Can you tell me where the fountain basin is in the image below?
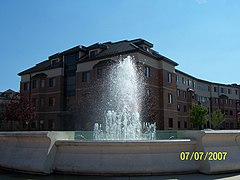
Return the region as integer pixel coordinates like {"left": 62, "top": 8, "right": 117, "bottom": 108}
{"left": 1, "top": 131, "right": 240, "bottom": 175}
{"left": 0, "top": 131, "right": 74, "bottom": 174}
{"left": 54, "top": 139, "right": 197, "bottom": 175}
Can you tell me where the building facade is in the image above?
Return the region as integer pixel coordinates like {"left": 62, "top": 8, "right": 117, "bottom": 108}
{"left": 18, "top": 39, "right": 240, "bottom": 131}
{"left": 176, "top": 70, "right": 240, "bottom": 130}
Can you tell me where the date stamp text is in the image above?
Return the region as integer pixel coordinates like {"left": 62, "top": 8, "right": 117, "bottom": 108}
{"left": 179, "top": 151, "right": 228, "bottom": 161}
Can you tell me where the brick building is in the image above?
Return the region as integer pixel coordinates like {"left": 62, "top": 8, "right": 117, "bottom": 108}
{"left": 18, "top": 38, "right": 240, "bottom": 131}
{"left": 176, "top": 70, "right": 240, "bottom": 130}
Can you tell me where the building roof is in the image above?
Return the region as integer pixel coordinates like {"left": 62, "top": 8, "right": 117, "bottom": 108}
{"left": 18, "top": 60, "right": 63, "bottom": 76}
{"left": 176, "top": 69, "right": 240, "bottom": 87}
{"left": 18, "top": 38, "right": 178, "bottom": 76}
{"left": 32, "top": 73, "right": 48, "bottom": 79}
{"left": 79, "top": 39, "right": 178, "bottom": 66}
{"left": 92, "top": 59, "right": 116, "bottom": 69}
{"left": 0, "top": 89, "right": 19, "bottom": 99}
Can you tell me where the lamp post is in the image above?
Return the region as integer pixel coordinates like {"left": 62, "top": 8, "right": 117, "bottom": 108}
{"left": 40, "top": 120, "right": 44, "bottom": 130}
{"left": 25, "top": 121, "right": 30, "bottom": 131}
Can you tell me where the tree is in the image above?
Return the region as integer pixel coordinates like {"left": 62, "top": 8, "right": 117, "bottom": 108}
{"left": 0, "top": 111, "right": 4, "bottom": 129}
{"left": 189, "top": 104, "right": 208, "bottom": 130}
{"left": 5, "top": 94, "right": 36, "bottom": 130}
{"left": 211, "top": 109, "right": 225, "bottom": 129}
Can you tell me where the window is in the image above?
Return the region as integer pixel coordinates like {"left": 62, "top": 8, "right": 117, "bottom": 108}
{"left": 97, "top": 68, "right": 104, "bottom": 79}
{"left": 66, "top": 85, "right": 75, "bottom": 96}
{"left": 177, "top": 104, "right": 180, "bottom": 111}
{"left": 33, "top": 98, "right": 38, "bottom": 107}
{"left": 193, "top": 81, "right": 196, "bottom": 89}
{"left": 225, "top": 99, "right": 228, "bottom": 104}
{"left": 230, "top": 110, "right": 233, "bottom": 116}
{"left": 168, "top": 73, "right": 172, "bottom": 83}
{"left": 215, "top": 98, "right": 219, "bottom": 104}
{"left": 221, "top": 109, "right": 224, "bottom": 114}
{"left": 51, "top": 59, "right": 58, "bottom": 66}
{"left": 188, "top": 80, "right": 192, "bottom": 87}
{"left": 225, "top": 110, "right": 228, "bottom": 115}
{"left": 168, "top": 118, "right": 173, "bottom": 128}
{"left": 89, "top": 50, "right": 98, "bottom": 58}
{"left": 32, "top": 80, "right": 38, "bottom": 89}
{"left": 48, "top": 119, "right": 55, "bottom": 130}
{"left": 182, "top": 77, "right": 186, "bottom": 84}
{"left": 144, "top": 66, "right": 150, "bottom": 77}
{"left": 198, "top": 96, "right": 208, "bottom": 103}
{"left": 236, "top": 90, "right": 238, "bottom": 95}
{"left": 184, "top": 122, "right": 187, "bottom": 128}
{"left": 49, "top": 97, "right": 55, "bottom": 107}
{"left": 168, "top": 93, "right": 173, "bottom": 104}
{"left": 40, "top": 98, "right": 45, "bottom": 108}
{"left": 230, "top": 123, "right": 233, "bottom": 129}
{"left": 143, "top": 45, "right": 150, "bottom": 52}
{"left": 82, "top": 71, "right": 90, "bottom": 82}
{"left": 198, "top": 84, "right": 209, "bottom": 92}
{"left": 184, "top": 105, "right": 187, "bottom": 112}
{"left": 176, "top": 75, "right": 179, "bottom": 82}
{"left": 183, "top": 91, "right": 186, "bottom": 98}
{"left": 178, "top": 121, "right": 181, "bottom": 128}
{"left": 221, "top": 88, "right": 224, "bottom": 93}
{"left": 40, "top": 79, "right": 45, "bottom": 88}
{"left": 229, "top": 99, "right": 232, "bottom": 105}
{"left": 228, "top": 89, "right": 232, "bottom": 94}
{"left": 49, "top": 78, "right": 56, "bottom": 87}
{"left": 177, "top": 89, "right": 180, "bottom": 97}
{"left": 64, "top": 53, "right": 77, "bottom": 97}
{"left": 214, "top": 87, "right": 217, "bottom": 92}
{"left": 66, "top": 76, "right": 76, "bottom": 84}
{"left": 23, "top": 82, "right": 29, "bottom": 91}
{"left": 65, "top": 76, "right": 76, "bottom": 96}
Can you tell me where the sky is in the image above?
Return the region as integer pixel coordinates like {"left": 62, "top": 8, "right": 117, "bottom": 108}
{"left": 1, "top": 0, "right": 240, "bottom": 92}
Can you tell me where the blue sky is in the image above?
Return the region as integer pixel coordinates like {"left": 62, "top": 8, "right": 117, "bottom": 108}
{"left": 1, "top": 0, "right": 240, "bottom": 92}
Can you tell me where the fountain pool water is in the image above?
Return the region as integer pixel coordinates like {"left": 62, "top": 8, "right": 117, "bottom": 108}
{"left": 93, "top": 56, "right": 156, "bottom": 140}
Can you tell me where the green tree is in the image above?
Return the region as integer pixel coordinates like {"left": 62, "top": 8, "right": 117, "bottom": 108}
{"left": 189, "top": 104, "right": 208, "bottom": 130}
{"left": 211, "top": 109, "right": 225, "bottom": 129}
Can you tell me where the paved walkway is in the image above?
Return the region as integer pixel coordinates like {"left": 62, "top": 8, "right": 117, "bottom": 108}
{"left": 129, "top": 173, "right": 240, "bottom": 180}
{"left": 1, "top": 170, "right": 240, "bottom": 180}
{"left": 66, "top": 173, "right": 240, "bottom": 180}
{"left": 83, "top": 173, "right": 240, "bottom": 180}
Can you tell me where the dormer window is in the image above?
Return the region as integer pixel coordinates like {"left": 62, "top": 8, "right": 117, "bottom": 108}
{"left": 51, "top": 59, "right": 59, "bottom": 66}
{"left": 143, "top": 45, "right": 150, "bottom": 52}
{"left": 89, "top": 50, "right": 98, "bottom": 58}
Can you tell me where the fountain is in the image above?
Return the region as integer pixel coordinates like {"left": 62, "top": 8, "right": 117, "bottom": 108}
{"left": 93, "top": 56, "right": 156, "bottom": 140}
{"left": 0, "top": 56, "right": 240, "bottom": 175}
